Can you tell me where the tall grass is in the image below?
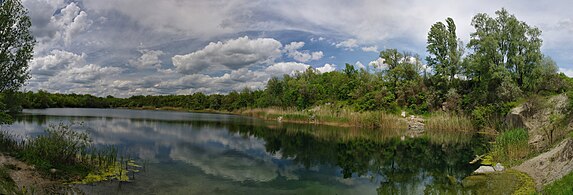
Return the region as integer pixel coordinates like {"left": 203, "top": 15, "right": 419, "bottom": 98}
{"left": 241, "top": 107, "right": 406, "bottom": 130}
{"left": 492, "top": 128, "right": 530, "bottom": 165}
{"left": 425, "top": 112, "right": 474, "bottom": 132}
{"left": 0, "top": 124, "right": 135, "bottom": 183}
{"left": 349, "top": 111, "right": 407, "bottom": 130}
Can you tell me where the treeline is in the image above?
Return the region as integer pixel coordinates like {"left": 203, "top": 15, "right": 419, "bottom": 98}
{"left": 2, "top": 8, "right": 573, "bottom": 122}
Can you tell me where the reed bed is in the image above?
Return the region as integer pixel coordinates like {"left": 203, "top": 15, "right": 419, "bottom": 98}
{"left": 492, "top": 128, "right": 530, "bottom": 165}
{"left": 0, "top": 124, "right": 138, "bottom": 183}
{"left": 241, "top": 106, "right": 407, "bottom": 130}
{"left": 425, "top": 112, "right": 474, "bottom": 132}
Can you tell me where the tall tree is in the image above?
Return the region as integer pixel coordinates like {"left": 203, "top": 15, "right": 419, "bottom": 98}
{"left": 465, "top": 8, "right": 543, "bottom": 103}
{"left": 0, "top": 0, "right": 35, "bottom": 93}
{"left": 467, "top": 8, "right": 542, "bottom": 91}
{"left": 426, "top": 17, "right": 462, "bottom": 91}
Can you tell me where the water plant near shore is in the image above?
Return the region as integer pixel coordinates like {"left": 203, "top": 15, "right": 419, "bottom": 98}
{"left": 241, "top": 106, "right": 407, "bottom": 130}
{"left": 425, "top": 112, "right": 474, "bottom": 132}
{"left": 0, "top": 124, "right": 136, "bottom": 184}
{"left": 492, "top": 128, "right": 530, "bottom": 166}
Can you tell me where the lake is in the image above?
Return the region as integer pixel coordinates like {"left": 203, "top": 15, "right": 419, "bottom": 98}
{"left": 2, "top": 108, "right": 487, "bottom": 194}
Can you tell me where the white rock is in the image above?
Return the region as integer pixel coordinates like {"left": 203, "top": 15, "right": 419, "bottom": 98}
{"left": 494, "top": 163, "right": 505, "bottom": 171}
{"left": 473, "top": 166, "right": 496, "bottom": 174}
{"left": 401, "top": 111, "right": 406, "bottom": 118}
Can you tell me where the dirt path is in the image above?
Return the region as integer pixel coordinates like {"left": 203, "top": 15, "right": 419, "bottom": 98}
{"left": 514, "top": 138, "right": 573, "bottom": 190}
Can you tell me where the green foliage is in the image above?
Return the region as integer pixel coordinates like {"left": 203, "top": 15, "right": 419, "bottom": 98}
{"left": 543, "top": 171, "right": 573, "bottom": 194}
{"left": 19, "top": 124, "right": 91, "bottom": 172}
{"left": 426, "top": 17, "right": 463, "bottom": 95}
{"left": 0, "top": 0, "right": 35, "bottom": 93}
{"left": 470, "top": 102, "right": 517, "bottom": 130}
{"left": 0, "top": 124, "right": 132, "bottom": 183}
{"left": 492, "top": 128, "right": 530, "bottom": 165}
{"left": 465, "top": 8, "right": 545, "bottom": 105}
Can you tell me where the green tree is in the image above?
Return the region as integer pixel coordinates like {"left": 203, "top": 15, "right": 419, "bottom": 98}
{"left": 426, "top": 17, "right": 463, "bottom": 92}
{"left": 464, "top": 8, "right": 544, "bottom": 105}
{"left": 0, "top": 0, "right": 35, "bottom": 93}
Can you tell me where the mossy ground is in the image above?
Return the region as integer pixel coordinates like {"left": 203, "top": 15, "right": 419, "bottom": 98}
{"left": 461, "top": 169, "right": 535, "bottom": 195}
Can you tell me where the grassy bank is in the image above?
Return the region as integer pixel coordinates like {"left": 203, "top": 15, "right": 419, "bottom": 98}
{"left": 491, "top": 128, "right": 531, "bottom": 166}
{"left": 0, "top": 124, "right": 139, "bottom": 193}
{"left": 239, "top": 106, "right": 408, "bottom": 129}
{"left": 544, "top": 171, "right": 573, "bottom": 194}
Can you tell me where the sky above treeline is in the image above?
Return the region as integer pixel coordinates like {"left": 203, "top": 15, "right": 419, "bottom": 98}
{"left": 22, "top": 0, "right": 573, "bottom": 97}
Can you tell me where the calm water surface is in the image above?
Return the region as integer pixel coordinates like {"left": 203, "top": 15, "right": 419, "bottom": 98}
{"left": 1, "top": 108, "right": 486, "bottom": 194}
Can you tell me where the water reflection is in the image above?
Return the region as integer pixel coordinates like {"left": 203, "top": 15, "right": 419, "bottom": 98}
{"left": 4, "top": 108, "right": 487, "bottom": 194}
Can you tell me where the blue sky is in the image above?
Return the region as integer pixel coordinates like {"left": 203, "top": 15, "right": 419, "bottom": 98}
{"left": 21, "top": 0, "right": 573, "bottom": 97}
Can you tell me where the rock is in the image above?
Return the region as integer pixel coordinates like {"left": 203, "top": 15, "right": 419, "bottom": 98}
{"left": 401, "top": 111, "right": 406, "bottom": 118}
{"left": 473, "top": 166, "right": 496, "bottom": 174}
{"left": 494, "top": 163, "right": 505, "bottom": 172}
{"left": 515, "top": 138, "right": 573, "bottom": 189}
{"left": 49, "top": 168, "right": 57, "bottom": 173}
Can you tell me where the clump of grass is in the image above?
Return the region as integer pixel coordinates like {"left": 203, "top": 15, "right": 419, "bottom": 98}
{"left": 544, "top": 171, "right": 573, "bottom": 194}
{"left": 425, "top": 112, "right": 474, "bottom": 132}
{"left": 0, "top": 124, "right": 136, "bottom": 184}
{"left": 492, "top": 128, "right": 530, "bottom": 165}
{"left": 350, "top": 111, "right": 407, "bottom": 130}
{"left": 19, "top": 124, "right": 91, "bottom": 172}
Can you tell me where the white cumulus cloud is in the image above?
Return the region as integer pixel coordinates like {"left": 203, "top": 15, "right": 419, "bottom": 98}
{"left": 335, "top": 39, "right": 358, "bottom": 51}
{"left": 316, "top": 64, "right": 336, "bottom": 73}
{"left": 284, "top": 42, "right": 324, "bottom": 62}
{"left": 266, "top": 62, "right": 310, "bottom": 76}
{"left": 172, "top": 36, "right": 282, "bottom": 74}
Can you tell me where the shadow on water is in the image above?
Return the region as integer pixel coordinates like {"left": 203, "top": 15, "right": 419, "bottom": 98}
{"left": 5, "top": 108, "right": 489, "bottom": 194}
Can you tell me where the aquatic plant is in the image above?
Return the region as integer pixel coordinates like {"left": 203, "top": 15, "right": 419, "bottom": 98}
{"left": 241, "top": 107, "right": 406, "bottom": 130}
{"left": 0, "top": 124, "right": 136, "bottom": 184}
{"left": 425, "top": 112, "right": 474, "bottom": 132}
{"left": 492, "top": 128, "right": 530, "bottom": 165}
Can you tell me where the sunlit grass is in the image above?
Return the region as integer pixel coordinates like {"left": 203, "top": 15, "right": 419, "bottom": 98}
{"left": 544, "top": 171, "right": 573, "bottom": 194}
{"left": 425, "top": 112, "right": 474, "bottom": 132}
{"left": 240, "top": 107, "right": 407, "bottom": 130}
{"left": 492, "top": 128, "right": 530, "bottom": 166}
